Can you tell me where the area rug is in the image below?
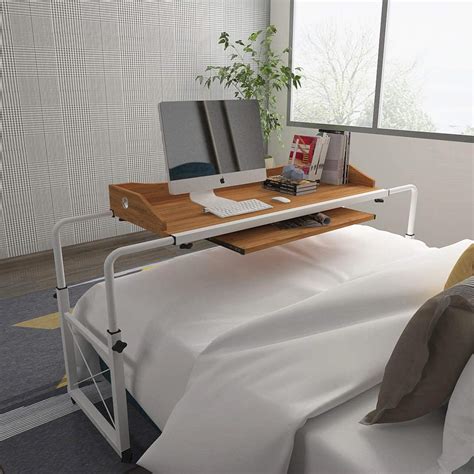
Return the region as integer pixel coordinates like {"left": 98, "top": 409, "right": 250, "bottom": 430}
{"left": 0, "top": 260, "right": 164, "bottom": 413}
{"left": 0, "top": 269, "right": 161, "bottom": 472}
{"left": 0, "top": 283, "right": 96, "bottom": 413}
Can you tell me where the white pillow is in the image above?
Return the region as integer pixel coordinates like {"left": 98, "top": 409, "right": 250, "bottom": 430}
{"left": 438, "top": 356, "right": 474, "bottom": 474}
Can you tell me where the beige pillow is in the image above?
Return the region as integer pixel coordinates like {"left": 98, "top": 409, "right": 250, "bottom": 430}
{"left": 362, "top": 277, "right": 474, "bottom": 425}
{"left": 445, "top": 244, "right": 474, "bottom": 289}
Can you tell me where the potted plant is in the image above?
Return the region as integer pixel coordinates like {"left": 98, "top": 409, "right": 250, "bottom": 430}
{"left": 196, "top": 25, "right": 303, "bottom": 169}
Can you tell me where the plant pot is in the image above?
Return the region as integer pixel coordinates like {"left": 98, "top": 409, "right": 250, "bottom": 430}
{"left": 264, "top": 155, "right": 275, "bottom": 169}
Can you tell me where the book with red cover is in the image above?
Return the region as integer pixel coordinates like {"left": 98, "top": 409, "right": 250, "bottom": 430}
{"left": 288, "top": 135, "right": 318, "bottom": 177}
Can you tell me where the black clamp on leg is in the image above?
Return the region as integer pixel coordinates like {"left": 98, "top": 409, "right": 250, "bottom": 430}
{"left": 374, "top": 198, "right": 384, "bottom": 203}
{"left": 53, "top": 286, "right": 68, "bottom": 299}
{"left": 112, "top": 341, "right": 127, "bottom": 353}
{"left": 180, "top": 243, "right": 193, "bottom": 250}
{"left": 107, "top": 329, "right": 127, "bottom": 353}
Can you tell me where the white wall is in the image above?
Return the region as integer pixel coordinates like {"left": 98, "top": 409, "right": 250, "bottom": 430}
{"left": 1, "top": 0, "right": 270, "bottom": 258}
{"left": 269, "top": 0, "right": 473, "bottom": 247}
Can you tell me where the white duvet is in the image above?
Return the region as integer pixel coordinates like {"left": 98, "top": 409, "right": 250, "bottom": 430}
{"left": 72, "top": 226, "right": 472, "bottom": 473}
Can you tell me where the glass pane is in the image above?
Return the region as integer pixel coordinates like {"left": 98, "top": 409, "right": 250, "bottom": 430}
{"left": 291, "top": 0, "right": 383, "bottom": 127}
{"left": 381, "top": 0, "right": 473, "bottom": 135}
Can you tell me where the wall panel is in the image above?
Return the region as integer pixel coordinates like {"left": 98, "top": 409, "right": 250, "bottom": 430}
{"left": 1, "top": 0, "right": 270, "bottom": 257}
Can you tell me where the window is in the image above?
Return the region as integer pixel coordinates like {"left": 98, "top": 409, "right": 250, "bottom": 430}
{"left": 289, "top": 0, "right": 473, "bottom": 141}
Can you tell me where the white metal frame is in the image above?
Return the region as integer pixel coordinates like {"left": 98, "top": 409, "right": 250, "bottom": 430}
{"left": 52, "top": 184, "right": 417, "bottom": 460}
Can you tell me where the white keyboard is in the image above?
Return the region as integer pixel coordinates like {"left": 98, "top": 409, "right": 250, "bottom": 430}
{"left": 204, "top": 199, "right": 273, "bottom": 218}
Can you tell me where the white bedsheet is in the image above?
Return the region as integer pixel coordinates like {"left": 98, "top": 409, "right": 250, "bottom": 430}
{"left": 72, "top": 226, "right": 470, "bottom": 473}
{"left": 289, "top": 385, "right": 443, "bottom": 474}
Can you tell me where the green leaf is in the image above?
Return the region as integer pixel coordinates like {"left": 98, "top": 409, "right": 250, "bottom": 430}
{"left": 218, "top": 32, "right": 229, "bottom": 49}
{"left": 248, "top": 30, "right": 262, "bottom": 42}
{"left": 266, "top": 25, "right": 277, "bottom": 35}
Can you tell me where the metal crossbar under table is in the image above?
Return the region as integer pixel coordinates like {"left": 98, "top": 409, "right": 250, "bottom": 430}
{"left": 52, "top": 184, "right": 417, "bottom": 461}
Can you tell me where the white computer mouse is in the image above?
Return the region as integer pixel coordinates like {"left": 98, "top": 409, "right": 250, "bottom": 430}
{"left": 271, "top": 196, "right": 291, "bottom": 204}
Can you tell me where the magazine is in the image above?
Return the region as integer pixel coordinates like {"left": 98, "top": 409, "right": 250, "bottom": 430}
{"left": 288, "top": 133, "right": 330, "bottom": 182}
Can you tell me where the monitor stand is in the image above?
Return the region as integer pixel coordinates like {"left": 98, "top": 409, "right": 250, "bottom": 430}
{"left": 189, "top": 190, "right": 237, "bottom": 210}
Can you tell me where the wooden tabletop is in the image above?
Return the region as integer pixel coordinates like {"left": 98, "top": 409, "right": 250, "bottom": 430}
{"left": 157, "top": 182, "right": 377, "bottom": 234}
{"left": 111, "top": 183, "right": 377, "bottom": 235}
{"left": 109, "top": 165, "right": 378, "bottom": 236}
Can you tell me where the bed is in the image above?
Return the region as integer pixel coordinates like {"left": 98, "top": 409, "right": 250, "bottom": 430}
{"left": 72, "top": 225, "right": 471, "bottom": 473}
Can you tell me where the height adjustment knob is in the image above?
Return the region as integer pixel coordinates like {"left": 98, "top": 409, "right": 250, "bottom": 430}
{"left": 112, "top": 340, "right": 127, "bottom": 353}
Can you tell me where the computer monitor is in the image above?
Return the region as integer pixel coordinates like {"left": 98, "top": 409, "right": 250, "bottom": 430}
{"left": 159, "top": 99, "right": 267, "bottom": 208}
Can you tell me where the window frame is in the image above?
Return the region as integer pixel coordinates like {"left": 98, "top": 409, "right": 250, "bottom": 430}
{"left": 287, "top": 0, "right": 474, "bottom": 143}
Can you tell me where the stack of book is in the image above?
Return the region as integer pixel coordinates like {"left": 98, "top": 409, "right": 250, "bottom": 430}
{"left": 319, "top": 130, "right": 351, "bottom": 185}
{"left": 263, "top": 175, "right": 318, "bottom": 196}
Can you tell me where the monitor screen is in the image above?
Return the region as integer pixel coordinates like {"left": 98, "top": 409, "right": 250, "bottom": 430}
{"left": 159, "top": 100, "right": 265, "bottom": 182}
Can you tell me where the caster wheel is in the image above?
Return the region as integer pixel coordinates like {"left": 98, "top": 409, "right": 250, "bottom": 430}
{"left": 121, "top": 449, "right": 133, "bottom": 463}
